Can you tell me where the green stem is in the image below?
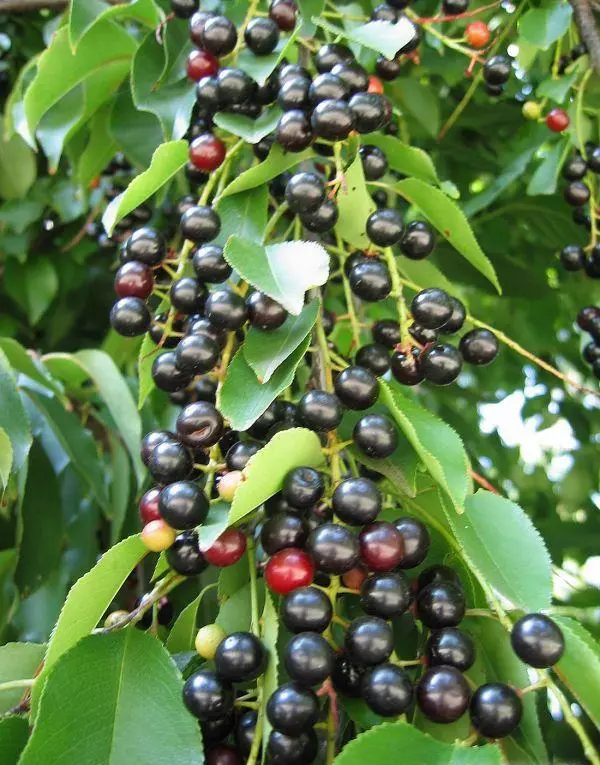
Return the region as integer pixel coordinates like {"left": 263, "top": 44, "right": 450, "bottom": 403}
{"left": 0, "top": 679, "right": 35, "bottom": 693}
{"left": 262, "top": 202, "right": 290, "bottom": 242}
{"left": 248, "top": 536, "right": 259, "bottom": 637}
{"left": 383, "top": 247, "right": 411, "bottom": 346}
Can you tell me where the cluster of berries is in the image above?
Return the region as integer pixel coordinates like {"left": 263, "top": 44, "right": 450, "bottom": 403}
{"left": 576, "top": 306, "right": 600, "bottom": 380}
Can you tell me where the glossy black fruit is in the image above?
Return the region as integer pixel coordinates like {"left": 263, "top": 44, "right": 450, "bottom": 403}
{"left": 225, "top": 441, "right": 260, "bottom": 471}
{"left": 188, "top": 317, "right": 227, "bottom": 348}
{"left": 371, "top": 3, "right": 398, "bottom": 21}
{"left": 176, "top": 334, "right": 220, "bottom": 375}
{"left": 460, "top": 329, "right": 499, "bottom": 365}
{"left": 362, "top": 664, "right": 413, "bottom": 716}
{"left": 583, "top": 341, "right": 600, "bottom": 364}
{"left": 443, "top": 0, "right": 468, "bottom": 13}
{"left": 411, "top": 288, "right": 452, "bottom": 329}
{"left": 334, "top": 365, "right": 380, "bottom": 410}
{"left": 421, "top": 344, "right": 463, "bottom": 385}
{"left": 183, "top": 670, "right": 234, "bottom": 720}
{"left": 171, "top": 277, "right": 207, "bottom": 314}
{"left": 360, "top": 571, "right": 411, "bottom": 618}
{"left": 353, "top": 413, "right": 398, "bottom": 458}
{"left": 315, "top": 43, "right": 354, "bottom": 73}
{"left": 309, "top": 72, "right": 349, "bottom": 104}
{"left": 281, "top": 586, "right": 332, "bottom": 633}
{"left": 177, "top": 401, "right": 224, "bottom": 448}
{"left": 159, "top": 481, "right": 209, "bottom": 529}
{"left": 167, "top": 530, "right": 208, "bottom": 575}
{"left": 276, "top": 109, "right": 313, "bottom": 151}
{"left": 375, "top": 55, "right": 401, "bottom": 81}
{"left": 246, "top": 291, "right": 288, "bottom": 330}
{"left": 483, "top": 55, "right": 511, "bottom": 85}
{"left": 417, "top": 666, "right": 470, "bottom": 723}
{"left": 417, "top": 565, "right": 462, "bottom": 591}
{"left": 172, "top": 0, "right": 198, "bottom": 19}
{"left": 349, "top": 92, "right": 388, "bottom": 133}
{"left": 201, "top": 15, "right": 237, "bottom": 56}
{"left": 400, "top": 221, "right": 435, "bottom": 260}
{"left": 349, "top": 260, "right": 391, "bottom": 302}
{"left": 285, "top": 632, "right": 334, "bottom": 685}
{"left": 191, "top": 244, "right": 231, "bottom": 283}
{"left": 285, "top": 172, "right": 325, "bottom": 213}
{"left": 217, "top": 68, "right": 254, "bottom": 106}
{"left": 307, "top": 523, "right": 360, "bottom": 574}
{"left": 332, "top": 477, "right": 381, "bottom": 525}
{"left": 390, "top": 348, "right": 424, "bottom": 386}
{"left": 470, "top": 683, "right": 523, "bottom": 738}
{"left": 141, "top": 430, "right": 174, "bottom": 467}
{"left": 181, "top": 205, "right": 221, "bottom": 244}
{"left": 148, "top": 439, "right": 193, "bottom": 483}
{"left": 439, "top": 297, "right": 466, "bottom": 334}
{"left": 122, "top": 227, "right": 165, "bottom": 266}
{"left": 409, "top": 323, "right": 438, "bottom": 346}
{"left": 261, "top": 512, "right": 309, "bottom": 555}
{"left": 564, "top": 181, "right": 590, "bottom": 206}
{"left": 426, "top": 627, "right": 475, "bottom": 671}
{"left": 373, "top": 319, "right": 400, "bottom": 348}
{"left": 269, "top": 0, "right": 297, "bottom": 31}
{"left": 205, "top": 289, "right": 248, "bottom": 330}
{"left": 366, "top": 208, "right": 403, "bottom": 247}
{"left": 267, "top": 682, "right": 319, "bottom": 735}
{"left": 311, "top": 99, "right": 354, "bottom": 141}
{"left": 562, "top": 154, "right": 588, "bottom": 181}
{"left": 283, "top": 467, "right": 325, "bottom": 509}
{"left": 215, "top": 631, "right": 267, "bottom": 682}
{"left": 356, "top": 344, "right": 390, "bottom": 376}
{"left": 201, "top": 713, "right": 235, "bottom": 745}
{"left": 331, "top": 61, "right": 369, "bottom": 94}
{"left": 110, "top": 297, "right": 150, "bottom": 336}
{"left": 511, "top": 613, "right": 565, "bottom": 668}
{"left": 235, "top": 710, "right": 256, "bottom": 755}
{"left": 277, "top": 76, "right": 311, "bottom": 111}
{"left": 267, "top": 729, "right": 318, "bottom": 765}
{"left": 345, "top": 616, "right": 393, "bottom": 666}
{"left": 416, "top": 581, "right": 466, "bottom": 628}
{"left": 245, "top": 17, "right": 279, "bottom": 55}
{"left": 298, "top": 390, "right": 343, "bottom": 431}
{"left": 300, "top": 199, "right": 339, "bottom": 232}
{"left": 331, "top": 653, "right": 365, "bottom": 697}
{"left": 393, "top": 516, "right": 430, "bottom": 568}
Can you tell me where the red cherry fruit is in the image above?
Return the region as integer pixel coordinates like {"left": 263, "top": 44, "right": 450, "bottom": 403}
{"left": 186, "top": 49, "right": 219, "bottom": 81}
{"left": 367, "top": 75, "right": 384, "bottom": 94}
{"left": 264, "top": 548, "right": 315, "bottom": 595}
{"left": 139, "top": 487, "right": 162, "bottom": 524}
{"left": 189, "top": 133, "right": 226, "bottom": 172}
{"left": 546, "top": 108, "right": 570, "bottom": 133}
{"left": 465, "top": 21, "right": 490, "bottom": 49}
{"left": 114, "top": 261, "right": 154, "bottom": 299}
{"left": 204, "top": 528, "right": 247, "bottom": 567}
{"left": 359, "top": 521, "right": 404, "bottom": 572}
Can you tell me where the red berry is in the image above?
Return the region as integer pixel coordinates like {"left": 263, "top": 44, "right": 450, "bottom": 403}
{"left": 367, "top": 75, "right": 384, "bottom": 94}
{"left": 342, "top": 566, "right": 368, "bottom": 590}
{"left": 114, "top": 261, "right": 154, "bottom": 299}
{"left": 359, "top": 521, "right": 405, "bottom": 572}
{"left": 466, "top": 21, "right": 490, "bottom": 49}
{"left": 186, "top": 49, "right": 219, "bottom": 81}
{"left": 204, "top": 528, "right": 247, "bottom": 567}
{"left": 189, "top": 134, "right": 226, "bottom": 172}
{"left": 264, "top": 548, "right": 315, "bottom": 595}
{"left": 139, "top": 487, "right": 161, "bottom": 524}
{"left": 546, "top": 108, "right": 570, "bottom": 133}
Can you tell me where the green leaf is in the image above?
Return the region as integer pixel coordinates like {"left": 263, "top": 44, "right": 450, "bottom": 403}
{"left": 397, "top": 257, "right": 459, "bottom": 298}
{"left": 362, "top": 132, "right": 439, "bottom": 185}
{"left": 15, "top": 442, "right": 64, "bottom": 596}
{"left": 220, "top": 339, "right": 311, "bottom": 432}
{"left": 24, "top": 389, "right": 110, "bottom": 513}
{"left": 236, "top": 25, "right": 301, "bottom": 86}
{"left": 216, "top": 186, "right": 269, "bottom": 247}
{"left": 526, "top": 140, "right": 567, "bottom": 196}
{"left": 102, "top": 140, "right": 188, "bottom": 234}
{"left": 0, "top": 199, "right": 44, "bottom": 234}
{"left": 69, "top": 0, "right": 160, "bottom": 51}
{"left": 392, "top": 79, "right": 440, "bottom": 139}
{"left": 166, "top": 583, "right": 216, "bottom": 653}
{"left": 25, "top": 258, "right": 59, "bottom": 325}
{"left": 220, "top": 144, "right": 314, "bottom": 198}
{"left": 536, "top": 69, "right": 579, "bottom": 103}
{"left": 227, "top": 428, "right": 324, "bottom": 525}
{"left": 336, "top": 146, "right": 377, "bottom": 249}
{"left": 217, "top": 580, "right": 265, "bottom": 634}
{"left": 297, "top": 0, "right": 324, "bottom": 35}
{"left": 37, "top": 88, "right": 85, "bottom": 172}
{"left": 21, "top": 631, "right": 203, "bottom": 765}
{"left": 261, "top": 591, "right": 279, "bottom": 760}
{"left": 244, "top": 300, "right": 319, "bottom": 383}
{"left": 198, "top": 501, "right": 230, "bottom": 551}
{"left": 21, "top": 22, "right": 135, "bottom": 143}
{"left": 109, "top": 434, "right": 132, "bottom": 545}
{"left": 519, "top": 1, "right": 572, "bottom": 50}
{"left": 466, "top": 617, "right": 547, "bottom": 764}
{"left": 312, "top": 16, "right": 417, "bottom": 59}
{"left": 214, "top": 105, "right": 283, "bottom": 144}
{"left": 448, "top": 491, "right": 552, "bottom": 611}
{"left": 0, "top": 717, "right": 29, "bottom": 764}
{"left": 110, "top": 86, "right": 164, "bottom": 168}
{"left": 224, "top": 236, "right": 329, "bottom": 315}
{"left": 393, "top": 178, "right": 501, "bottom": 293}
{"left": 137, "top": 333, "right": 161, "bottom": 409}
{"left": 0, "top": 428, "right": 12, "bottom": 489}
{"left": 0, "top": 130, "right": 36, "bottom": 199}
{"left": 0, "top": 642, "right": 45, "bottom": 714}
{"left": 78, "top": 104, "right": 118, "bottom": 187}
{"left": 380, "top": 380, "right": 469, "bottom": 513}
{"left": 553, "top": 616, "right": 600, "bottom": 728}
{"left": 0, "top": 348, "right": 32, "bottom": 474}
{"left": 218, "top": 556, "right": 250, "bottom": 600}
{"left": 331, "top": 722, "right": 501, "bottom": 765}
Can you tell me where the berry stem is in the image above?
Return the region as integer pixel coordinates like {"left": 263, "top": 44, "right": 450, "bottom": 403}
{"left": 263, "top": 202, "right": 290, "bottom": 242}
{"left": 383, "top": 248, "right": 411, "bottom": 348}
{"left": 101, "top": 572, "right": 184, "bottom": 633}
{"left": 248, "top": 536, "right": 260, "bottom": 637}
{"left": 411, "top": 17, "right": 484, "bottom": 62}
{"left": 549, "top": 676, "right": 600, "bottom": 765}
{"left": 0, "top": 678, "right": 35, "bottom": 693}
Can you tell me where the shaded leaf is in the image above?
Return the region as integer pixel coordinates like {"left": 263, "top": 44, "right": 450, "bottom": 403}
{"left": 0, "top": 428, "right": 12, "bottom": 490}
{"left": 0, "top": 130, "right": 36, "bottom": 199}
{"left": 166, "top": 583, "right": 217, "bottom": 654}
{"left": 519, "top": 1, "right": 572, "bottom": 50}
{"left": 0, "top": 348, "right": 32, "bottom": 474}
{"left": 216, "top": 186, "right": 269, "bottom": 247}
{"left": 214, "top": 105, "right": 282, "bottom": 144}
{"left": 526, "top": 140, "right": 567, "bottom": 197}
{"left": 554, "top": 616, "right": 600, "bottom": 728}
{"left": 0, "top": 642, "right": 45, "bottom": 714}
{"left": 220, "top": 144, "right": 314, "bottom": 198}
{"left": 362, "top": 132, "right": 439, "bottom": 185}
{"left": 217, "top": 580, "right": 265, "bottom": 634}
{"left": 198, "top": 501, "right": 230, "bottom": 552}
{"left": 0, "top": 717, "right": 29, "bottom": 765}
{"left": 69, "top": 0, "right": 160, "bottom": 51}
{"left": 336, "top": 146, "right": 377, "bottom": 249}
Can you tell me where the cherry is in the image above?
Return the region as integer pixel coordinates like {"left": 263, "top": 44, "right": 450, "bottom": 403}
{"left": 331, "top": 652, "right": 365, "bottom": 697}
{"left": 265, "top": 548, "right": 315, "bottom": 594}
{"left": 373, "top": 319, "right": 400, "bottom": 348}
{"left": 285, "top": 172, "right": 325, "bottom": 213}
{"left": 421, "top": 344, "right": 463, "bottom": 385}
{"left": 114, "top": 261, "right": 154, "bottom": 299}
{"left": 246, "top": 291, "right": 288, "bottom": 331}
{"left": 307, "top": 523, "right": 359, "bottom": 574}
{"left": 334, "top": 366, "right": 379, "bottom": 410}
{"left": 394, "top": 516, "right": 430, "bottom": 568}
{"left": 217, "top": 68, "right": 254, "bottom": 106}
{"left": 589, "top": 144, "right": 600, "bottom": 172}
{"left": 188, "top": 317, "right": 227, "bottom": 348}
{"left": 267, "top": 730, "right": 318, "bottom": 765}
{"left": 332, "top": 61, "right": 369, "bottom": 94}
{"left": 245, "top": 17, "right": 279, "bottom": 55}
{"left": 439, "top": 297, "right": 466, "bottom": 334}
{"left": 170, "top": 277, "right": 207, "bottom": 315}
{"left": 470, "top": 683, "right": 522, "bottom": 738}
{"left": 285, "top": 631, "right": 334, "bottom": 685}
{"left": 269, "top": 0, "right": 297, "bottom": 31}
{"left": 349, "top": 259, "right": 392, "bottom": 302}
{"left": 148, "top": 439, "right": 193, "bottom": 484}
{"left": 366, "top": 208, "right": 403, "bottom": 247}
{"left": 577, "top": 305, "right": 600, "bottom": 331}
{"left": 141, "top": 519, "right": 176, "bottom": 551}
{"left": 175, "top": 334, "right": 220, "bottom": 376}
{"left": 311, "top": 99, "right": 354, "bottom": 141}
{"left": 356, "top": 344, "right": 390, "bottom": 376}
{"left": 235, "top": 710, "right": 256, "bottom": 756}
{"left": 279, "top": 63, "right": 311, "bottom": 85}
{"left": 409, "top": 323, "right": 437, "bottom": 345}
{"left": 546, "top": 108, "right": 570, "bottom": 133}
{"left": 345, "top": 615, "right": 393, "bottom": 666}
{"left": 205, "top": 744, "right": 241, "bottom": 765}
{"left": 139, "top": 487, "right": 161, "bottom": 524}
{"left": 417, "top": 581, "right": 466, "bottom": 628}
{"left": 411, "top": 288, "right": 453, "bottom": 329}
{"left": 204, "top": 288, "right": 248, "bottom": 329}
{"left": 276, "top": 110, "right": 313, "bottom": 151}
{"left": 176, "top": 401, "right": 224, "bottom": 448}
{"left": 417, "top": 564, "right": 462, "bottom": 591}
{"left": 371, "top": 2, "right": 397, "bottom": 21}
{"left": 353, "top": 413, "right": 398, "bottom": 458}
{"left": 510, "top": 613, "right": 565, "bottom": 668}
{"left": 204, "top": 528, "right": 247, "bottom": 567}
{"left": 167, "top": 530, "right": 208, "bottom": 575}
{"left": 466, "top": 20, "right": 489, "bottom": 48}
{"left": 122, "top": 227, "right": 165, "bottom": 266}
{"left": 443, "top": 0, "right": 468, "bottom": 13}
{"left": 215, "top": 631, "right": 266, "bottom": 682}
{"left": 300, "top": 199, "right": 339, "bottom": 232}
{"left": 362, "top": 664, "right": 413, "bottom": 716}
{"left": 183, "top": 669, "right": 234, "bottom": 720}
{"left": 426, "top": 627, "right": 475, "bottom": 671}
{"left": 261, "top": 512, "right": 309, "bottom": 555}
{"left": 359, "top": 145, "right": 388, "bottom": 182}
{"left": 283, "top": 467, "right": 325, "bottom": 509}
{"left": 159, "top": 480, "right": 209, "bottom": 529}
{"left": 309, "top": 72, "right": 349, "bottom": 104}
{"left": 483, "top": 55, "right": 511, "bottom": 85}
{"left": 400, "top": 221, "right": 435, "bottom": 260}
{"left": 375, "top": 55, "right": 401, "bottom": 81}
{"left": 195, "top": 623, "right": 226, "bottom": 659}
{"left": 195, "top": 76, "right": 220, "bottom": 113}
{"left": 315, "top": 43, "right": 354, "bottom": 73}
{"left": 390, "top": 348, "right": 424, "bottom": 386}
{"left": 298, "top": 390, "right": 343, "bottom": 431}
{"left": 201, "top": 713, "right": 235, "bottom": 746}
{"left": 201, "top": 15, "right": 237, "bottom": 56}
{"left": 460, "top": 329, "right": 499, "bottom": 366}
{"left": 110, "top": 297, "right": 150, "bottom": 336}
{"left": 417, "top": 666, "right": 470, "bottom": 723}
{"left": 349, "top": 92, "right": 388, "bottom": 133}
{"left": 180, "top": 205, "right": 221, "bottom": 244}
{"left": 583, "top": 341, "right": 600, "bottom": 364}
{"left": 332, "top": 476, "right": 381, "bottom": 526}
{"left": 141, "top": 430, "right": 174, "bottom": 467}
{"left": 367, "top": 75, "right": 384, "bottom": 94}
{"left": 361, "top": 571, "right": 411, "bottom": 619}
{"left": 172, "top": 0, "right": 198, "bottom": 18}
{"left": 281, "top": 586, "right": 332, "bottom": 633}
{"left": 359, "top": 521, "right": 404, "bottom": 571}
{"left": 189, "top": 134, "right": 226, "bottom": 172}
{"left": 277, "top": 76, "right": 311, "bottom": 111}
{"left": 186, "top": 49, "right": 219, "bottom": 81}
{"left": 564, "top": 180, "right": 590, "bottom": 206}
{"left": 267, "top": 682, "right": 319, "bottom": 735}
{"left": 563, "top": 154, "right": 587, "bottom": 180}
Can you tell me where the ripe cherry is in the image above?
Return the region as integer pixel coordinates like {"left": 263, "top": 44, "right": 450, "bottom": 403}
{"left": 159, "top": 480, "right": 209, "bottom": 529}
{"left": 332, "top": 476, "right": 381, "bottom": 526}
{"left": 152, "top": 351, "right": 192, "bottom": 393}
{"left": 110, "top": 297, "right": 150, "bottom": 337}
{"left": 244, "top": 17, "right": 279, "bottom": 55}
{"left": 177, "top": 401, "right": 224, "bottom": 448}
{"left": 331, "top": 652, "right": 365, "bottom": 697}
{"left": 226, "top": 441, "right": 260, "bottom": 471}
{"left": 265, "top": 548, "right": 315, "bottom": 594}
{"left": 307, "top": 523, "right": 359, "bottom": 574}
{"left": 186, "top": 49, "right": 219, "bottom": 81}
{"left": 122, "top": 227, "right": 165, "bottom": 266}
{"left": 416, "top": 580, "right": 466, "bottom": 628}
{"left": 334, "top": 365, "right": 380, "bottom": 410}
{"left": 276, "top": 110, "right": 313, "bottom": 152}
{"left": 400, "top": 221, "right": 435, "bottom": 260}
{"left": 189, "top": 134, "right": 226, "bottom": 172}
{"left": 204, "top": 528, "right": 247, "bottom": 567}
{"left": 390, "top": 348, "right": 424, "bottom": 386}
{"left": 460, "top": 329, "right": 499, "bottom": 365}
{"left": 411, "top": 288, "right": 453, "bottom": 329}
{"left": 426, "top": 627, "right": 476, "bottom": 671}
{"left": 261, "top": 512, "right": 309, "bottom": 555}
{"left": 181, "top": 205, "right": 221, "bottom": 244}
{"left": 200, "top": 15, "right": 237, "bottom": 56}
{"left": 353, "top": 413, "right": 398, "bottom": 458}
{"left": 510, "top": 613, "right": 565, "bottom": 668}
{"left": 300, "top": 199, "right": 339, "bottom": 232}
{"left": 560, "top": 244, "right": 585, "bottom": 271}
{"left": 359, "top": 521, "right": 405, "bottom": 571}
{"left": 281, "top": 586, "right": 332, "bottom": 633}
{"left": 362, "top": 664, "right": 413, "bottom": 716}
{"left": 417, "top": 666, "right": 470, "bottom": 723}
{"left": 215, "top": 631, "right": 267, "bottom": 683}
{"left": 314, "top": 42, "right": 354, "bottom": 73}
{"left": 284, "top": 631, "right": 334, "bottom": 686}
{"left": 360, "top": 571, "right": 411, "bottom": 619}
{"left": 183, "top": 669, "right": 234, "bottom": 721}
{"left": 175, "top": 334, "right": 220, "bottom": 376}
{"left": 205, "top": 288, "right": 248, "bottom": 330}
{"left": 201, "top": 713, "right": 235, "bottom": 746}
{"left": 546, "top": 108, "right": 570, "bottom": 132}
{"left": 345, "top": 615, "right": 393, "bottom": 666}
{"left": 192, "top": 244, "right": 232, "bottom": 283}
{"left": 466, "top": 20, "right": 489, "bottom": 48}
{"left": 417, "top": 564, "right": 462, "bottom": 591}
{"left": 235, "top": 710, "right": 256, "bottom": 756}
{"left": 470, "top": 683, "right": 523, "bottom": 738}
{"left": 246, "top": 291, "right": 288, "bottom": 330}
{"left": 141, "top": 519, "right": 177, "bottom": 551}
{"left": 283, "top": 467, "right": 325, "bottom": 509}
{"left": 373, "top": 319, "right": 400, "bottom": 348}
{"left": 349, "top": 259, "right": 392, "bottom": 302}
{"left": 269, "top": 0, "right": 297, "bottom": 31}
{"left": 205, "top": 744, "right": 241, "bottom": 765}
{"left": 266, "top": 682, "right": 319, "bottom": 735}
{"left": 114, "top": 261, "right": 154, "bottom": 299}
{"left": 366, "top": 208, "right": 403, "bottom": 247}
{"left": 356, "top": 343, "right": 390, "bottom": 376}
{"left": 311, "top": 98, "right": 354, "bottom": 141}
{"left": 267, "top": 730, "right": 318, "bottom": 765}
{"left": 298, "top": 390, "right": 343, "bottom": 431}
{"left": 421, "top": 344, "right": 463, "bottom": 386}
{"left": 167, "top": 530, "right": 208, "bottom": 576}
{"left": 394, "top": 516, "right": 430, "bottom": 568}
{"left": 148, "top": 439, "right": 193, "bottom": 484}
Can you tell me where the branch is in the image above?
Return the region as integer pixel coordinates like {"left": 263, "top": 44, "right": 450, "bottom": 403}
{"left": 569, "top": 0, "right": 600, "bottom": 75}
{"left": 0, "top": 0, "right": 66, "bottom": 9}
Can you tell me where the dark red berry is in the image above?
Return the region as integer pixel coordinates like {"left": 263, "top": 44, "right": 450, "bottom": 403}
{"left": 189, "top": 134, "right": 226, "bottom": 172}
{"left": 204, "top": 528, "right": 247, "bottom": 567}
{"left": 359, "top": 521, "right": 404, "bottom": 571}
{"left": 114, "top": 261, "right": 154, "bottom": 299}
